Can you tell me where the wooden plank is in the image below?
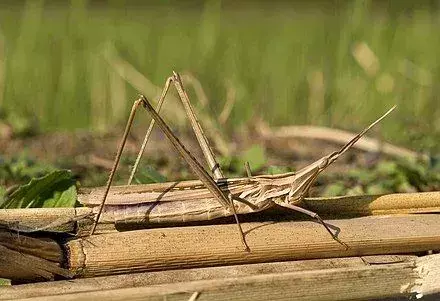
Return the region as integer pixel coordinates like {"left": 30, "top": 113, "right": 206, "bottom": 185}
{"left": 7, "top": 254, "right": 440, "bottom": 301}
{"left": 66, "top": 214, "right": 440, "bottom": 278}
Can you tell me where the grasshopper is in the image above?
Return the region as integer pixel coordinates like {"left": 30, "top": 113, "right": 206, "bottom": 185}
{"left": 87, "top": 71, "right": 395, "bottom": 251}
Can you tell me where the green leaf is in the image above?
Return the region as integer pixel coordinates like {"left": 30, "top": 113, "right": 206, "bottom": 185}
{"left": 347, "top": 169, "right": 374, "bottom": 183}
{"left": 1, "top": 170, "right": 77, "bottom": 209}
{"left": 39, "top": 183, "right": 77, "bottom": 208}
{"left": 0, "top": 152, "right": 55, "bottom": 184}
{"left": 376, "top": 161, "right": 398, "bottom": 176}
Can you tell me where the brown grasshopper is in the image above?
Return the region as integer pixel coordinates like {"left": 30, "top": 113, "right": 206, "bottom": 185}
{"left": 87, "top": 71, "right": 395, "bottom": 251}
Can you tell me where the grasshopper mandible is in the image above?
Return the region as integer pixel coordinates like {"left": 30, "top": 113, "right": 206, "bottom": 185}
{"left": 86, "top": 71, "right": 395, "bottom": 251}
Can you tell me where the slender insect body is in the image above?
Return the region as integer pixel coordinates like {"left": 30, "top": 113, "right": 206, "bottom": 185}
{"left": 83, "top": 114, "right": 393, "bottom": 226}
{"left": 89, "top": 70, "right": 395, "bottom": 250}
{"left": 81, "top": 177, "right": 280, "bottom": 224}
{"left": 90, "top": 195, "right": 274, "bottom": 224}
{"left": 80, "top": 156, "right": 336, "bottom": 225}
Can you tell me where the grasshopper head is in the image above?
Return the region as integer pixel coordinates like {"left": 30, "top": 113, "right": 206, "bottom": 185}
{"left": 287, "top": 151, "right": 339, "bottom": 204}
{"left": 286, "top": 105, "right": 396, "bottom": 204}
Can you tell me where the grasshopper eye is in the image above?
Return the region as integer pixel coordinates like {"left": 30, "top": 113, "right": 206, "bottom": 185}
{"left": 318, "top": 157, "right": 329, "bottom": 169}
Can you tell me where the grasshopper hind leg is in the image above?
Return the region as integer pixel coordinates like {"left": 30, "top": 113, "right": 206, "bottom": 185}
{"left": 90, "top": 98, "right": 145, "bottom": 235}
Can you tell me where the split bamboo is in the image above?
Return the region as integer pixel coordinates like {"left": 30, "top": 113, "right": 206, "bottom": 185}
{"left": 2, "top": 254, "right": 439, "bottom": 301}
{"left": 66, "top": 214, "right": 440, "bottom": 278}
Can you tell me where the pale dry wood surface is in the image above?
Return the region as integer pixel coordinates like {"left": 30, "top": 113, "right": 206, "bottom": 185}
{"left": 1, "top": 256, "right": 400, "bottom": 299}
{"left": 0, "top": 229, "right": 73, "bottom": 282}
{"left": 66, "top": 214, "right": 440, "bottom": 278}
{"left": 302, "top": 191, "right": 440, "bottom": 216}
{"left": 5, "top": 254, "right": 440, "bottom": 301}
{"left": 0, "top": 208, "right": 86, "bottom": 233}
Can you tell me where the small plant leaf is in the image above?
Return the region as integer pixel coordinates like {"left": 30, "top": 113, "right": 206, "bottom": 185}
{"left": 0, "top": 152, "right": 56, "bottom": 185}
{"left": 1, "top": 170, "right": 77, "bottom": 209}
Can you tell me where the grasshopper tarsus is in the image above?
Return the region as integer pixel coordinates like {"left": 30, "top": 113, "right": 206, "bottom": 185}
{"left": 275, "top": 201, "right": 349, "bottom": 249}
{"left": 314, "top": 214, "right": 349, "bottom": 250}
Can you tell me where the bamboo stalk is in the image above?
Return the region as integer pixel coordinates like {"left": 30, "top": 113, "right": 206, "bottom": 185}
{"left": 5, "top": 254, "right": 440, "bottom": 301}
{"left": 0, "top": 208, "right": 92, "bottom": 233}
{"left": 301, "top": 191, "right": 440, "bottom": 216}
{"left": 0, "top": 255, "right": 418, "bottom": 300}
{"left": 66, "top": 214, "right": 440, "bottom": 278}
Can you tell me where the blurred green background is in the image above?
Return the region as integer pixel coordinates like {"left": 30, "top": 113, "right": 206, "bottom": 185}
{"left": 0, "top": 0, "right": 439, "bottom": 153}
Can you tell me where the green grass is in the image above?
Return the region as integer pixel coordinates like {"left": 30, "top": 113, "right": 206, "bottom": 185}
{"left": 0, "top": 1, "right": 439, "bottom": 152}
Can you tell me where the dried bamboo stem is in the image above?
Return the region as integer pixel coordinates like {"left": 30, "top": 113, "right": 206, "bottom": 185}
{"left": 4, "top": 254, "right": 440, "bottom": 301}
{"left": 66, "top": 214, "right": 440, "bottom": 278}
{"left": 0, "top": 255, "right": 417, "bottom": 300}
{"left": 0, "top": 230, "right": 73, "bottom": 282}
{"left": 0, "top": 208, "right": 91, "bottom": 233}
{"left": 301, "top": 191, "right": 440, "bottom": 216}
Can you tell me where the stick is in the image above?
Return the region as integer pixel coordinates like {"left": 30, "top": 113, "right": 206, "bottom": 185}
{"left": 64, "top": 214, "right": 440, "bottom": 278}
{"left": 0, "top": 230, "right": 73, "bottom": 282}
{"left": 244, "top": 162, "right": 252, "bottom": 177}
{"left": 6, "top": 256, "right": 435, "bottom": 301}
{"left": 0, "top": 255, "right": 418, "bottom": 299}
